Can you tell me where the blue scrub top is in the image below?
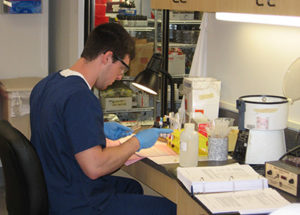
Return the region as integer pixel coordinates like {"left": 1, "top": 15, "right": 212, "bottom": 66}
{"left": 30, "top": 72, "right": 114, "bottom": 214}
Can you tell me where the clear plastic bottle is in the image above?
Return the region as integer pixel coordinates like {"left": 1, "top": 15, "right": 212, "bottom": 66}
{"left": 179, "top": 123, "right": 199, "bottom": 167}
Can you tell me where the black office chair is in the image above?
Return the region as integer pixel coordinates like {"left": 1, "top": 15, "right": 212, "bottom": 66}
{"left": 0, "top": 120, "right": 48, "bottom": 215}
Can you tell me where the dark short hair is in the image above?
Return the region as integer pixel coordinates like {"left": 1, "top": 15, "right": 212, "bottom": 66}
{"left": 81, "top": 23, "right": 135, "bottom": 61}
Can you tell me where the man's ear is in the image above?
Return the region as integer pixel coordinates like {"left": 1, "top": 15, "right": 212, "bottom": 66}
{"left": 101, "top": 51, "right": 113, "bottom": 66}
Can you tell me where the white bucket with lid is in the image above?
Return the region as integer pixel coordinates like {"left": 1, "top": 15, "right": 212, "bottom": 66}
{"left": 236, "top": 95, "right": 289, "bottom": 131}
{"left": 237, "top": 57, "right": 300, "bottom": 131}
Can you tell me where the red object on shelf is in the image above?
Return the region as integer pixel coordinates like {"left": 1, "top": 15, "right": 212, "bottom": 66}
{"left": 106, "top": 1, "right": 123, "bottom": 13}
{"left": 95, "top": 16, "right": 109, "bottom": 27}
{"left": 96, "top": 0, "right": 107, "bottom": 4}
{"left": 95, "top": 4, "right": 106, "bottom": 16}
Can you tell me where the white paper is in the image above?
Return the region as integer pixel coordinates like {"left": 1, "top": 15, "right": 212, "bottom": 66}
{"left": 149, "top": 155, "right": 179, "bottom": 164}
{"left": 136, "top": 141, "right": 177, "bottom": 158}
{"left": 124, "top": 139, "right": 178, "bottom": 166}
{"left": 196, "top": 188, "right": 291, "bottom": 214}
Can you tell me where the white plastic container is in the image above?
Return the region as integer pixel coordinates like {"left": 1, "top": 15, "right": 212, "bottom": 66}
{"left": 183, "top": 77, "right": 221, "bottom": 121}
{"left": 208, "top": 137, "right": 228, "bottom": 161}
{"left": 236, "top": 95, "right": 288, "bottom": 130}
{"left": 179, "top": 123, "right": 199, "bottom": 167}
{"left": 168, "top": 52, "right": 185, "bottom": 76}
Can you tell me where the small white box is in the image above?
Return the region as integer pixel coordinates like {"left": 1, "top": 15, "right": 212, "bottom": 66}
{"left": 168, "top": 53, "right": 185, "bottom": 76}
{"left": 183, "top": 77, "right": 221, "bottom": 120}
{"left": 101, "top": 97, "right": 132, "bottom": 111}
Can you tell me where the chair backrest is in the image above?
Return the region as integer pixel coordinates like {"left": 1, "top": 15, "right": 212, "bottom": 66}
{"left": 0, "top": 120, "right": 48, "bottom": 215}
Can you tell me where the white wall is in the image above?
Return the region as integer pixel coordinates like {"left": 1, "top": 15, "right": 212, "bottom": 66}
{"left": 0, "top": 0, "right": 48, "bottom": 79}
{"left": 205, "top": 14, "right": 300, "bottom": 130}
{"left": 49, "top": 0, "right": 84, "bottom": 73}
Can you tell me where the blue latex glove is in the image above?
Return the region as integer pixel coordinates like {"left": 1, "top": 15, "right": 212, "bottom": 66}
{"left": 104, "top": 122, "right": 133, "bottom": 140}
{"left": 135, "top": 128, "right": 173, "bottom": 151}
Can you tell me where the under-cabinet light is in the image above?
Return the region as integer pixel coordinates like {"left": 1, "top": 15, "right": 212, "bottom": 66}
{"left": 216, "top": 12, "right": 300, "bottom": 27}
{"left": 3, "top": 0, "right": 12, "bottom": 7}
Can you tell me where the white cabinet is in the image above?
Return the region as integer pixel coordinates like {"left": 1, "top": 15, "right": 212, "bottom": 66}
{"left": 151, "top": 0, "right": 300, "bottom": 17}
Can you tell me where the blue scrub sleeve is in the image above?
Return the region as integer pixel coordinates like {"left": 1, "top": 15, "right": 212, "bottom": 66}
{"left": 63, "top": 90, "right": 106, "bottom": 154}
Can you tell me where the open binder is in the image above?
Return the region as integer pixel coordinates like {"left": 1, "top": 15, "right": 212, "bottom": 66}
{"left": 177, "top": 164, "right": 290, "bottom": 214}
{"left": 177, "top": 164, "right": 268, "bottom": 194}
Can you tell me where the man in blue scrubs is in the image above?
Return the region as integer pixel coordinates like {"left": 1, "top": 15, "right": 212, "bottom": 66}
{"left": 30, "top": 23, "right": 176, "bottom": 214}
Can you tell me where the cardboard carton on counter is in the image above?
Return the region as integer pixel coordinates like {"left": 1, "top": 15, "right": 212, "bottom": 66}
{"left": 128, "top": 39, "right": 154, "bottom": 77}
{"left": 0, "top": 77, "right": 42, "bottom": 139}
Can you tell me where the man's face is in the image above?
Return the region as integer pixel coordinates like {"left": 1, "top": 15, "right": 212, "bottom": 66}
{"left": 95, "top": 54, "right": 130, "bottom": 90}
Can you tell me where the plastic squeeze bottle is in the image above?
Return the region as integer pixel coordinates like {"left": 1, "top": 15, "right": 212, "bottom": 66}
{"left": 179, "top": 123, "right": 199, "bottom": 167}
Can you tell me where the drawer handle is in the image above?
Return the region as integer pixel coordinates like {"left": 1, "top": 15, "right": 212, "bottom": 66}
{"left": 267, "top": 0, "right": 276, "bottom": 7}
{"left": 256, "top": 0, "right": 264, "bottom": 6}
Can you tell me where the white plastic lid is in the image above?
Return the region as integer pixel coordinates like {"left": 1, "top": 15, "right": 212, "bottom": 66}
{"left": 283, "top": 58, "right": 300, "bottom": 103}
{"left": 184, "top": 123, "right": 195, "bottom": 130}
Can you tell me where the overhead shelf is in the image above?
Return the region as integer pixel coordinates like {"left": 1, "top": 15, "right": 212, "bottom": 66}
{"left": 103, "top": 107, "right": 154, "bottom": 114}
{"left": 157, "top": 42, "right": 197, "bottom": 48}
{"left": 124, "top": 26, "right": 155, "bottom": 32}
{"left": 124, "top": 74, "right": 188, "bottom": 80}
{"left": 149, "top": 19, "right": 201, "bottom": 25}
{"left": 171, "top": 74, "right": 188, "bottom": 79}
{"left": 122, "top": 76, "right": 135, "bottom": 81}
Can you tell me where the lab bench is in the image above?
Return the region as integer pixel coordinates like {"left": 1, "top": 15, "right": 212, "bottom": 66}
{"left": 122, "top": 158, "right": 299, "bottom": 215}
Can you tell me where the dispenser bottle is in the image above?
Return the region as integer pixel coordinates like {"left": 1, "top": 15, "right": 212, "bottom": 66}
{"left": 179, "top": 123, "right": 199, "bottom": 167}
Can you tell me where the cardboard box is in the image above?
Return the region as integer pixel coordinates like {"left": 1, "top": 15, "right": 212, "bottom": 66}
{"left": 128, "top": 40, "right": 154, "bottom": 77}
{"left": 101, "top": 97, "right": 132, "bottom": 111}
{"left": 0, "top": 77, "right": 42, "bottom": 139}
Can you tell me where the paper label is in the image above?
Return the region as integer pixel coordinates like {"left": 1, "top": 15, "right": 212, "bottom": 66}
{"left": 198, "top": 93, "right": 214, "bottom": 100}
{"left": 254, "top": 108, "right": 278, "bottom": 113}
{"left": 180, "top": 141, "right": 187, "bottom": 152}
{"left": 256, "top": 116, "right": 269, "bottom": 129}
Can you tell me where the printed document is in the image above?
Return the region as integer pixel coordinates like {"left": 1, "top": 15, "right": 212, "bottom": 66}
{"left": 196, "top": 188, "right": 290, "bottom": 214}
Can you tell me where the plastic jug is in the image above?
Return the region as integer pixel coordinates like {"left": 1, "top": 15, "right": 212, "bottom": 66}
{"left": 179, "top": 123, "right": 199, "bottom": 167}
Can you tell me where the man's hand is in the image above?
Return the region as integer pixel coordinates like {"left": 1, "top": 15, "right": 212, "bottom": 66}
{"left": 104, "top": 122, "right": 133, "bottom": 140}
{"left": 134, "top": 128, "right": 173, "bottom": 151}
